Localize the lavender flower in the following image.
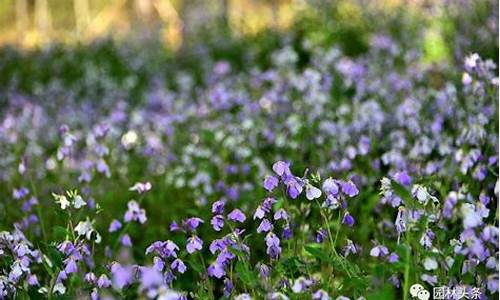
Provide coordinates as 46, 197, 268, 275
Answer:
228, 209, 246, 223
186, 236, 203, 254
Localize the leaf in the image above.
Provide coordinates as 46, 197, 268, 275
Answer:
47, 245, 63, 268
366, 284, 396, 300
304, 244, 329, 262
391, 180, 418, 208
187, 256, 204, 274
52, 226, 68, 241
449, 254, 464, 277
235, 261, 257, 287
276, 257, 305, 277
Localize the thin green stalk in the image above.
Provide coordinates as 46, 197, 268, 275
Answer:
316, 200, 352, 278
403, 233, 411, 300
197, 252, 214, 300
28, 174, 48, 248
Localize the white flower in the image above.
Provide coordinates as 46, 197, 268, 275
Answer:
129, 182, 152, 194
73, 195, 86, 209
306, 184, 322, 200
53, 283, 66, 295
53, 193, 70, 210
423, 257, 438, 270
75, 220, 93, 237
461, 203, 482, 229
412, 185, 439, 205
74, 219, 101, 243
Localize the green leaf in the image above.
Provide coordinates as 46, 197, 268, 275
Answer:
52, 226, 68, 241
304, 244, 328, 262
187, 256, 204, 274
235, 261, 257, 287
366, 284, 396, 300
47, 245, 63, 268
449, 254, 465, 277
391, 180, 418, 208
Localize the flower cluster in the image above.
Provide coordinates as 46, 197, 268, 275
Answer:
0, 4, 498, 298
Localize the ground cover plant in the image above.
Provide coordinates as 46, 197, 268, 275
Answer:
0, 1, 498, 299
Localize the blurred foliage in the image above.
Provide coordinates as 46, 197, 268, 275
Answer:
0, 0, 497, 106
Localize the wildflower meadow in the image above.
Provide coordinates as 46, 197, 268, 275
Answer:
0, 1, 498, 299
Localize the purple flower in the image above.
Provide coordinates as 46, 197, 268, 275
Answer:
305, 184, 322, 200
64, 258, 78, 274
211, 215, 225, 231
322, 178, 339, 196
186, 236, 203, 254
316, 228, 328, 243
273, 209, 288, 221
209, 239, 226, 254
13, 187, 29, 200
272, 161, 290, 177
184, 217, 204, 231
120, 234, 132, 247
263, 175, 279, 192
216, 249, 235, 265
286, 178, 303, 199
257, 219, 273, 233
340, 180, 359, 197
212, 200, 225, 214
487, 275, 499, 293
208, 262, 225, 279
420, 274, 437, 285
85, 272, 97, 284
370, 245, 389, 257
265, 232, 281, 259
27, 274, 39, 286
224, 278, 233, 297
419, 229, 435, 249
312, 289, 330, 300
111, 263, 134, 289
171, 259, 187, 273
228, 209, 246, 223
146, 240, 179, 258
153, 257, 165, 272
254, 206, 266, 219
169, 221, 181, 232
257, 263, 271, 278
282, 225, 293, 240
139, 266, 163, 289
343, 239, 358, 257
124, 200, 147, 224
342, 212, 355, 227
387, 252, 399, 263
108, 219, 122, 233
56, 270, 67, 283
394, 171, 411, 186
97, 274, 111, 288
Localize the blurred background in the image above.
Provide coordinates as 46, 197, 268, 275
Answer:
0, 0, 496, 60
0, 0, 497, 101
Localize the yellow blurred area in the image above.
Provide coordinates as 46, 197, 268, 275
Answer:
0, 0, 429, 50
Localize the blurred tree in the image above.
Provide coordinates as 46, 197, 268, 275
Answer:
34, 0, 52, 44
15, 0, 29, 45
74, 0, 90, 39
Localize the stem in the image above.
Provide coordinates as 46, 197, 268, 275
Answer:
316, 200, 352, 278
197, 252, 214, 299
28, 174, 48, 247
47, 267, 59, 300
403, 235, 411, 300
226, 222, 256, 296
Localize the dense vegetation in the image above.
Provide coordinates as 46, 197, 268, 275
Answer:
0, 1, 498, 299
